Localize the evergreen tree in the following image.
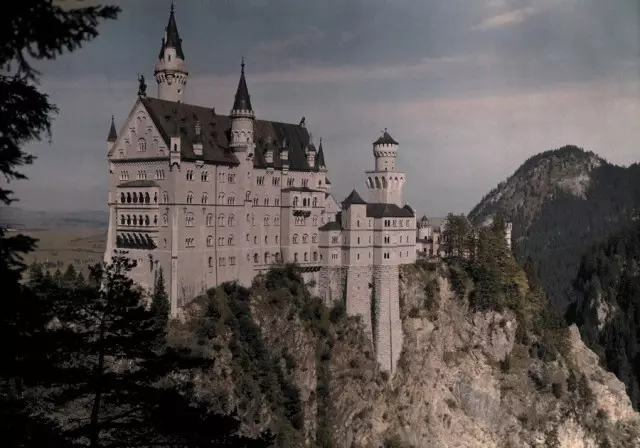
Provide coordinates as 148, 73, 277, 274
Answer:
62, 263, 77, 285
151, 268, 170, 348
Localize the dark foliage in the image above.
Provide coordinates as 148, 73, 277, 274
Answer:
570, 222, 640, 409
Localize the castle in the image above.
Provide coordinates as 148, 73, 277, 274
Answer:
104, 5, 415, 373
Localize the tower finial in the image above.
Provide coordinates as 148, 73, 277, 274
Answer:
170, 1, 175, 13
241, 57, 245, 73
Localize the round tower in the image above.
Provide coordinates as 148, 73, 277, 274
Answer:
365, 129, 406, 206
229, 59, 255, 155
417, 215, 432, 240
373, 128, 399, 172
154, 4, 188, 103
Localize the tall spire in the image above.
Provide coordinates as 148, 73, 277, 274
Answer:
317, 137, 326, 168
232, 58, 253, 112
107, 115, 117, 142
162, 2, 185, 59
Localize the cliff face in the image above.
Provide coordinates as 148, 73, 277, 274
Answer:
171, 264, 640, 447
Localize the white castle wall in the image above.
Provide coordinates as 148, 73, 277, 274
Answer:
345, 266, 374, 340
373, 265, 402, 374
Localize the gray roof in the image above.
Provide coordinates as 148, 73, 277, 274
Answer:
318, 221, 342, 231
107, 115, 117, 142
118, 180, 159, 188
160, 5, 185, 60
140, 97, 324, 171
282, 187, 323, 193
232, 60, 252, 112
373, 130, 399, 146
366, 203, 414, 218
317, 139, 326, 168
342, 189, 367, 206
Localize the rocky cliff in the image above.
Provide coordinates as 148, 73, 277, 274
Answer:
170, 263, 640, 447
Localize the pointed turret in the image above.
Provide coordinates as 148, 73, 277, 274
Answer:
229, 59, 255, 153
107, 115, 117, 142
154, 3, 188, 103
232, 59, 253, 113
317, 137, 327, 170
342, 189, 367, 207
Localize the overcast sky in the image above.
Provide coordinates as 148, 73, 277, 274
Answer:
13, 0, 640, 217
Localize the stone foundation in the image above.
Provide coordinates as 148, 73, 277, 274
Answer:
373, 265, 403, 374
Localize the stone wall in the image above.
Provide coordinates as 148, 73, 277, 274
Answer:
373, 265, 402, 374
345, 266, 374, 340
318, 266, 347, 308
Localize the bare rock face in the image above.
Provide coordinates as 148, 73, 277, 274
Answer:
175, 265, 640, 447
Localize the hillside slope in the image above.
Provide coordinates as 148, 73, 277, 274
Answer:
468, 145, 640, 311
169, 259, 640, 447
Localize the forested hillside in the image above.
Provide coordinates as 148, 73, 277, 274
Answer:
568, 222, 640, 410
468, 145, 640, 311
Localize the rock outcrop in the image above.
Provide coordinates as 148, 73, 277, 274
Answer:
172, 263, 640, 447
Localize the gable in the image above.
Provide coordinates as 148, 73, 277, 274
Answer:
109, 99, 170, 161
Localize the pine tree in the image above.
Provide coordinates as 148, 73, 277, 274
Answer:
151, 268, 170, 346
62, 263, 77, 285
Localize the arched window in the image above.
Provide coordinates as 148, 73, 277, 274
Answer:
228, 215, 234, 227
201, 193, 208, 204
186, 192, 193, 204
138, 192, 144, 203
207, 236, 213, 247
264, 197, 269, 206
253, 196, 258, 206
132, 215, 137, 226
274, 217, 280, 226
218, 193, 225, 204
186, 213, 194, 227
253, 253, 259, 263
264, 252, 270, 264
138, 215, 143, 226
227, 195, 235, 205
137, 138, 146, 152
218, 237, 224, 246
227, 235, 234, 246
132, 193, 138, 204
254, 236, 258, 244
312, 234, 317, 243
264, 235, 268, 244
204, 214, 213, 226
154, 215, 158, 225
313, 216, 318, 226
294, 253, 298, 262
246, 214, 251, 223
275, 198, 280, 207
127, 215, 131, 225
208, 257, 213, 267
153, 192, 157, 203
120, 193, 125, 203
162, 215, 168, 226
126, 192, 132, 203
144, 215, 150, 226
162, 191, 169, 203
120, 215, 125, 225
304, 252, 308, 261
303, 198, 308, 207
293, 196, 299, 207
201, 171, 209, 182
302, 234, 309, 244
251, 215, 255, 226
217, 214, 225, 227
313, 251, 318, 261
186, 170, 194, 181
264, 216, 269, 226
245, 191, 251, 201
293, 234, 299, 244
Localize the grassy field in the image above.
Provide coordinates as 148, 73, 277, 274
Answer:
17, 228, 107, 275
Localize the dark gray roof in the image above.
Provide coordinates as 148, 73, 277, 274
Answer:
373, 130, 398, 146
342, 189, 367, 206
319, 221, 342, 231
282, 187, 323, 193
420, 214, 429, 221
118, 180, 159, 188
107, 115, 117, 142
232, 60, 252, 111
366, 203, 414, 218
140, 97, 323, 171
317, 138, 326, 168
160, 5, 185, 60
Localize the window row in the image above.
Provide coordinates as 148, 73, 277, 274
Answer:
292, 196, 318, 207
120, 191, 157, 204
250, 196, 281, 207
184, 170, 237, 183
383, 219, 412, 228
208, 256, 237, 267
119, 214, 158, 226
119, 170, 165, 181
247, 234, 280, 245
292, 234, 318, 244
292, 251, 319, 263
205, 235, 235, 247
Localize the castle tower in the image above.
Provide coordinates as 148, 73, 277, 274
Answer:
417, 215, 432, 240
365, 129, 406, 206
154, 3, 188, 103
106, 115, 117, 152
229, 59, 255, 154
